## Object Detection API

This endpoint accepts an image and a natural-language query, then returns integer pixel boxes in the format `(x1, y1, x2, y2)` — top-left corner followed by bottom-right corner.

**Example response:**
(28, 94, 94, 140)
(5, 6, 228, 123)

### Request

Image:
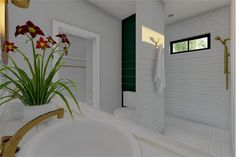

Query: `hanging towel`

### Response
(154, 44, 165, 93)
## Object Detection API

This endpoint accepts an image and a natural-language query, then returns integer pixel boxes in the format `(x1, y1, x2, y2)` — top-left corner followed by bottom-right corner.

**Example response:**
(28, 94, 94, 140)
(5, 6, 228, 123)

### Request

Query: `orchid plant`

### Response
(0, 21, 80, 117)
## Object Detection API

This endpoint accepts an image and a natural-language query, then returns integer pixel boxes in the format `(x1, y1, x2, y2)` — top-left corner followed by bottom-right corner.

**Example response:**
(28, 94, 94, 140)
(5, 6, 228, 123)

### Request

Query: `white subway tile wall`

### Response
(165, 7, 230, 129)
(135, 0, 165, 133)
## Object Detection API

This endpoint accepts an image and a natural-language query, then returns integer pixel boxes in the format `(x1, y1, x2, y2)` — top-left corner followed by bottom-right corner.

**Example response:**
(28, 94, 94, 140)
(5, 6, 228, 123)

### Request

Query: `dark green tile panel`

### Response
(122, 69, 135, 76)
(122, 84, 136, 92)
(122, 77, 135, 84)
(122, 14, 136, 92)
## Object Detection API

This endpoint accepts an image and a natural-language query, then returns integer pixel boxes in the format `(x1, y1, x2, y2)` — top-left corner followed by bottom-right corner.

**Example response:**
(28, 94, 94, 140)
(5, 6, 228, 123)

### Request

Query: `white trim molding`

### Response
(52, 20, 100, 110)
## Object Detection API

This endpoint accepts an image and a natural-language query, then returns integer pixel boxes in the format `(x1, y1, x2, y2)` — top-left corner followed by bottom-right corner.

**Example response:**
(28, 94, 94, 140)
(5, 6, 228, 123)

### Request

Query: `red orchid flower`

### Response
(56, 34, 70, 45)
(36, 37, 50, 50)
(47, 36, 57, 45)
(15, 25, 28, 37)
(26, 21, 44, 38)
(3, 41, 17, 53)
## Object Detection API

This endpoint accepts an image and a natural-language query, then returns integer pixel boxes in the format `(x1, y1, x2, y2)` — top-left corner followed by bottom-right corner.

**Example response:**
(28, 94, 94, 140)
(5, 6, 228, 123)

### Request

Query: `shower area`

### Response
(163, 7, 232, 157)
(114, 1, 233, 157)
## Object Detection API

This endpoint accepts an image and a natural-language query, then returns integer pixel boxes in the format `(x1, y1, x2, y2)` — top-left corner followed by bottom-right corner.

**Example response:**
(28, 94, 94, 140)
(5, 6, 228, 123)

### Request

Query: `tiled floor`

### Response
(164, 115, 232, 157)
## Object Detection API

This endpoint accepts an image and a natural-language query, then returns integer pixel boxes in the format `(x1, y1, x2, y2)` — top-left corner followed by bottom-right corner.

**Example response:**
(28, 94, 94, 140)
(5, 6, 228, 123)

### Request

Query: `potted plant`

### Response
(0, 21, 80, 120)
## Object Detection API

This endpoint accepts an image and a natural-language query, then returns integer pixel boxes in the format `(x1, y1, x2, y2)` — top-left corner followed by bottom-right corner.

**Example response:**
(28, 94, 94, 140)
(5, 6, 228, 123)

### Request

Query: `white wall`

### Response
(8, 0, 121, 113)
(135, 0, 165, 133)
(67, 35, 87, 58)
(165, 7, 230, 129)
(230, 0, 236, 155)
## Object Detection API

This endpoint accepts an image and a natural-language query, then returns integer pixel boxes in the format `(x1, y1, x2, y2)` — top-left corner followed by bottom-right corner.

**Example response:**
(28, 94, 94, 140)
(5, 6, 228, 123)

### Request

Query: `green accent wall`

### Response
(122, 14, 136, 92)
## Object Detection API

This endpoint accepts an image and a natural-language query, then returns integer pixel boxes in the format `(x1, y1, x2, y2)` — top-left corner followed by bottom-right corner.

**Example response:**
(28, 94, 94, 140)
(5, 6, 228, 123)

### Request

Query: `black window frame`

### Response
(170, 33, 211, 55)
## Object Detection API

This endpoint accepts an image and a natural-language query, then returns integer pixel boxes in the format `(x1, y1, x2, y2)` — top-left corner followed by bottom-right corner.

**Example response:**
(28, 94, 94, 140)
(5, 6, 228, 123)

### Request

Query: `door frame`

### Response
(52, 20, 100, 110)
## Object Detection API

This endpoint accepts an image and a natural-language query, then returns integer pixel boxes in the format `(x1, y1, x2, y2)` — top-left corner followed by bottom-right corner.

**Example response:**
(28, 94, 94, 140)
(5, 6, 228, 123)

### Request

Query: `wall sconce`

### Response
(0, 0, 30, 65)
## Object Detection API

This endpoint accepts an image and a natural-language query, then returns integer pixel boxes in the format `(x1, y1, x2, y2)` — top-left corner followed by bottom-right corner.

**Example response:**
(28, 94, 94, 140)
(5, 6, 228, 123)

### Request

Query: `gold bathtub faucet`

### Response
(0, 108, 64, 157)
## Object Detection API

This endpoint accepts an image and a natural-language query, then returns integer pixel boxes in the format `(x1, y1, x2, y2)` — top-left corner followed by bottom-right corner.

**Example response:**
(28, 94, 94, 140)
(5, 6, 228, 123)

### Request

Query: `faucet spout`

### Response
(0, 108, 64, 157)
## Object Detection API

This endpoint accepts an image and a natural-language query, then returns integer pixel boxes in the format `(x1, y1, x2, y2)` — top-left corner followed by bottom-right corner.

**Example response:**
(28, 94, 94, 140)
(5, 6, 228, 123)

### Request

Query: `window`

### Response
(170, 33, 211, 54)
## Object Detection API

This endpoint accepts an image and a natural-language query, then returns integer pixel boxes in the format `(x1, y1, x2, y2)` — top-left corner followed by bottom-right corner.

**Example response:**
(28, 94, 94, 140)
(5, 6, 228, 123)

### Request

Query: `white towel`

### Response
(154, 44, 165, 93)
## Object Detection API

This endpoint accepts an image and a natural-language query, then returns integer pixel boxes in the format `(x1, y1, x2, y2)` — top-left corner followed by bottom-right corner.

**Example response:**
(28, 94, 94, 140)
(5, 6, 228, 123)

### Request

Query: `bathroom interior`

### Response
(0, 0, 235, 157)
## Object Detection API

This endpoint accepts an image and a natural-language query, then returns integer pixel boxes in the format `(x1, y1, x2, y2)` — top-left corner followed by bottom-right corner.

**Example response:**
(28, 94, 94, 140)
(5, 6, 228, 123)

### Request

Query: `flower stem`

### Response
(15, 48, 34, 76)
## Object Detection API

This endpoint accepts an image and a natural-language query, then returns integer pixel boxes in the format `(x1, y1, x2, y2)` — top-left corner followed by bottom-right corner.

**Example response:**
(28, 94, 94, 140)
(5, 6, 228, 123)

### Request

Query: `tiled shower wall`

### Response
(135, 0, 165, 133)
(165, 7, 230, 129)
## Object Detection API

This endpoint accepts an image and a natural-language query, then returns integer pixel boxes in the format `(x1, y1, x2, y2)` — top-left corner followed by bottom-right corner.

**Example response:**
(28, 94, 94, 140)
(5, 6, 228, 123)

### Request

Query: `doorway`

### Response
(52, 20, 100, 110)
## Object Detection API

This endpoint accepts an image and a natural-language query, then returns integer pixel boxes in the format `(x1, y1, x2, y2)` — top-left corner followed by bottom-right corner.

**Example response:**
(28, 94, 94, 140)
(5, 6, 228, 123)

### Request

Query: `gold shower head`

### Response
(215, 36, 221, 40)
(215, 35, 225, 45)
(215, 35, 230, 45)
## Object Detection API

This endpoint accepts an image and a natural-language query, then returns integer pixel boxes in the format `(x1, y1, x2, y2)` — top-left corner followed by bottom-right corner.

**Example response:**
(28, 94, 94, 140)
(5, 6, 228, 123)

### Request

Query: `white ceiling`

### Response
(85, 0, 230, 25)
(163, 0, 230, 25)
(86, 0, 136, 20)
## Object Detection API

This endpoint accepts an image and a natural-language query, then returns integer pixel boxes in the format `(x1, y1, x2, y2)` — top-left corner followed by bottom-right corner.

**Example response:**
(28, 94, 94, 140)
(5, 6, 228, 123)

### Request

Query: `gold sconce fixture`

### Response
(0, 0, 30, 65)
(10, 0, 30, 9)
(215, 36, 230, 90)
